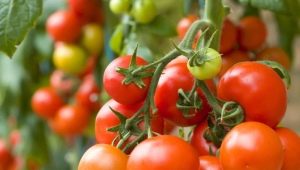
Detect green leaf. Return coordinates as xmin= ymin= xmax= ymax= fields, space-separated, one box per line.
xmin=0 ymin=0 xmax=43 ymax=57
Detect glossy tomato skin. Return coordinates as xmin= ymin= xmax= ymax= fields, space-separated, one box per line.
xmin=155 ymin=62 xmax=211 ymax=126
xmin=191 ymin=121 xmax=218 ymax=155
xmin=0 ymin=140 xmax=14 ymax=170
xmin=75 ymin=74 xmax=101 ymax=112
xmin=220 ymin=122 xmax=284 ymax=170
xmin=31 ymin=87 xmax=64 ymax=119
xmin=220 ymin=19 xmax=238 ymax=54
xmin=127 ymin=135 xmax=199 ymax=170
xmin=95 ymin=99 xmax=163 ymax=144
xmin=177 ymin=15 xmax=199 ymax=40
xmin=46 ymin=10 xmax=82 ymax=43
xmin=275 ymin=127 xmax=300 ymax=170
xmin=50 ymin=105 xmax=90 ymax=136
xmin=217 ymin=62 xmax=287 ymax=128
xmin=257 ymin=47 xmax=291 ymax=70
xmin=103 ymin=55 xmax=151 ymax=105
xmin=78 ymin=144 xmax=128 ymax=170
xmin=198 ymin=155 xmax=222 ymax=170
xmin=238 ymin=16 xmax=267 ymax=50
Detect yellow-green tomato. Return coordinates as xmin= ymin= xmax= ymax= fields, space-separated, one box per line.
xmin=81 ymin=24 xmax=103 ymax=55
xmin=131 ymin=0 xmax=157 ymax=24
xmin=109 ymin=0 xmax=131 ymax=14
xmin=187 ymin=48 xmax=222 ymax=80
xmin=53 ymin=43 xmax=87 ymax=75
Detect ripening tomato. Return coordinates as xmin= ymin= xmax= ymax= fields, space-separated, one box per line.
xmin=46 ymin=10 xmax=82 ymax=43
xmin=220 ymin=19 xmax=238 ymax=54
xmin=127 ymin=135 xmax=199 ymax=170
xmin=78 ymin=144 xmax=128 ymax=170
xmin=68 ymin=0 xmax=102 ymax=24
xmin=81 ymin=24 xmax=103 ymax=55
xmin=198 ymin=156 xmax=222 ymax=170
xmin=191 ymin=121 xmax=218 ymax=156
xmin=53 ymin=43 xmax=88 ymax=75
xmin=220 ymin=122 xmax=284 ymax=170
xmin=177 ymin=15 xmax=199 ymax=40
xmin=238 ymin=16 xmax=267 ymax=50
xmin=103 ymin=55 xmax=151 ymax=105
xmin=50 ymin=70 xmax=79 ymax=96
xmin=257 ymin=47 xmax=291 ymax=70
xmin=218 ymin=62 xmax=287 ymax=128
xmin=75 ymin=74 xmax=101 ymax=112
xmin=109 ymin=0 xmax=131 ymax=14
xmin=0 ymin=140 xmax=14 ymax=170
xmin=95 ymin=99 xmax=163 ymax=145
xmin=31 ymin=87 xmax=64 ymax=119
xmin=275 ymin=127 xmax=300 ymax=170
xmin=155 ymin=62 xmax=211 ymax=126
xmin=50 ymin=105 xmax=90 ymax=136
xmin=131 ymin=0 xmax=157 ymax=24
xmin=218 ymin=50 xmax=250 ymax=77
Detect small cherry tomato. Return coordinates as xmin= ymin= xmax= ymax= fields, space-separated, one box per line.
xmin=50 ymin=70 xmax=79 ymax=96
xmin=78 ymin=144 xmax=128 ymax=170
xmin=109 ymin=0 xmax=131 ymax=14
xmin=220 ymin=122 xmax=284 ymax=170
xmin=81 ymin=24 xmax=104 ymax=55
xmin=131 ymin=0 xmax=157 ymax=24
xmin=198 ymin=155 xmax=222 ymax=170
xmin=220 ymin=19 xmax=238 ymax=54
xmin=257 ymin=47 xmax=291 ymax=70
xmin=68 ymin=0 xmax=102 ymax=24
xmin=31 ymin=87 xmax=64 ymax=119
xmin=127 ymin=135 xmax=199 ymax=170
xmin=177 ymin=15 xmax=199 ymax=40
xmin=0 ymin=139 xmax=14 ymax=170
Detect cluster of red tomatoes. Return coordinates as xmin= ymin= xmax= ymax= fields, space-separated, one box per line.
xmin=31 ymin=0 xmax=103 ymax=137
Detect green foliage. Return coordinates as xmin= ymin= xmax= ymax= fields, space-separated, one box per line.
xmin=0 ymin=0 xmax=43 ymax=57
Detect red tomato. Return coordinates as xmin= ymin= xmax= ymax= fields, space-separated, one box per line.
xmin=75 ymin=74 xmax=101 ymax=112
xmin=103 ymin=55 xmax=151 ymax=105
xmin=127 ymin=135 xmax=199 ymax=170
xmin=191 ymin=121 xmax=218 ymax=155
xmin=163 ymin=120 xmax=177 ymax=134
xmin=46 ymin=10 xmax=82 ymax=43
xmin=218 ymin=50 xmax=250 ymax=77
xmin=220 ymin=19 xmax=238 ymax=54
xmin=177 ymin=15 xmax=199 ymax=40
xmin=257 ymin=47 xmax=291 ymax=70
xmin=0 ymin=139 xmax=14 ymax=170
xmin=31 ymin=87 xmax=64 ymax=119
xmin=78 ymin=144 xmax=128 ymax=170
xmin=79 ymin=56 xmax=98 ymax=77
xmin=95 ymin=99 xmax=164 ymax=144
xmin=198 ymin=155 xmax=222 ymax=170
xmin=238 ymin=16 xmax=267 ymax=50
xmin=165 ymin=55 xmax=188 ymax=69
xmin=155 ymin=63 xmax=211 ymax=126
xmin=50 ymin=105 xmax=90 ymax=136
xmin=9 ymin=130 xmax=21 ymax=147
xmin=275 ymin=127 xmax=300 ymax=170
xmin=220 ymin=122 xmax=284 ymax=170
xmin=217 ymin=62 xmax=287 ymax=128
xmin=50 ymin=70 xmax=79 ymax=96
xmin=68 ymin=0 xmax=102 ymax=24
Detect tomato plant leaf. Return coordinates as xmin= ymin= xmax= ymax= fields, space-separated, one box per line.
xmin=0 ymin=0 xmax=43 ymax=57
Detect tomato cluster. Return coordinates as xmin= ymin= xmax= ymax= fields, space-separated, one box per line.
xmin=31 ymin=0 xmax=103 ymax=137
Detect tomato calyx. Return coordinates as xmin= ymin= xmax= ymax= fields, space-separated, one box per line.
xmin=116 ymin=46 xmax=153 ymax=88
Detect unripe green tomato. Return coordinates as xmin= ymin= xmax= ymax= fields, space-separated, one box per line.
xmin=109 ymin=0 xmax=131 ymax=14
xmin=187 ymin=48 xmax=222 ymax=80
xmin=53 ymin=43 xmax=87 ymax=75
xmin=81 ymin=24 xmax=103 ymax=55
xmin=131 ymin=0 xmax=157 ymax=24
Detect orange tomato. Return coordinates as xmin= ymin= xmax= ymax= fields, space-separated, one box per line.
xmin=257 ymin=47 xmax=291 ymax=70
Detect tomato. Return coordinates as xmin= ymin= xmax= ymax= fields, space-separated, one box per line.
xmin=220 ymin=122 xmax=284 ymax=170
xmin=103 ymin=55 xmax=151 ymax=105
xmin=50 ymin=70 xmax=79 ymax=96
xmin=81 ymin=24 xmax=103 ymax=55
xmin=198 ymin=155 xmax=222 ymax=170
xmin=9 ymin=130 xmax=20 ymax=147
xmin=0 ymin=139 xmax=14 ymax=170
xmin=163 ymin=120 xmax=177 ymax=134
xmin=187 ymin=48 xmax=222 ymax=80
xmin=109 ymin=0 xmax=131 ymax=14
xmin=31 ymin=87 xmax=64 ymax=119
xmin=257 ymin=47 xmax=291 ymax=70
xmin=155 ymin=62 xmax=211 ymax=126
xmin=177 ymin=15 xmax=199 ymax=40
xmin=238 ymin=16 xmax=267 ymax=50
xmin=218 ymin=50 xmax=250 ymax=77
xmin=217 ymin=62 xmax=287 ymax=128
xmin=191 ymin=121 xmax=218 ymax=155
xmin=46 ymin=10 xmax=82 ymax=43
xmin=95 ymin=99 xmax=163 ymax=144
xmin=275 ymin=127 xmax=300 ymax=170
xmin=220 ymin=19 xmax=237 ymax=54
xmin=78 ymin=144 xmax=128 ymax=170
xmin=53 ymin=43 xmax=88 ymax=75
xmin=80 ymin=55 xmax=98 ymax=77
xmin=50 ymin=105 xmax=90 ymax=136
xmin=131 ymin=0 xmax=157 ymax=24
xmin=68 ymin=0 xmax=102 ymax=24
xmin=127 ymin=135 xmax=199 ymax=170
xmin=75 ymin=74 xmax=101 ymax=112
